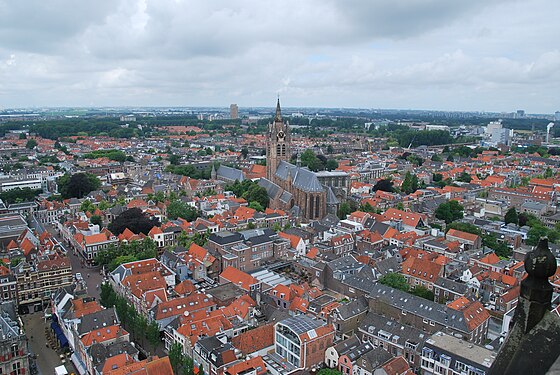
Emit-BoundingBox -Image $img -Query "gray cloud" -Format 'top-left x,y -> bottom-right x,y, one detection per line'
0,0 -> 558,112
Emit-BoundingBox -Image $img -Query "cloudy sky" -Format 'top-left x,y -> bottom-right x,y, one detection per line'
0,0 -> 559,112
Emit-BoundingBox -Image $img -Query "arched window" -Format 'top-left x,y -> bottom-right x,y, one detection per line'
276,144 -> 281,155
315,195 -> 320,218
281,144 -> 286,156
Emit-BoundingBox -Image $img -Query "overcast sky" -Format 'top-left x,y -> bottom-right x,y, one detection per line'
0,0 -> 559,112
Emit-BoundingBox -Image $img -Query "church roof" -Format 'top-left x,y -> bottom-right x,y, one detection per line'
258,178 -> 281,199
217,165 -> 245,182
326,187 -> 339,205
275,160 -> 325,193
280,190 -> 293,204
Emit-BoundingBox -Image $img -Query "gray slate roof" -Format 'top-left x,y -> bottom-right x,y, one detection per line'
344,276 -> 471,333
217,165 -> 245,182
275,160 -> 325,193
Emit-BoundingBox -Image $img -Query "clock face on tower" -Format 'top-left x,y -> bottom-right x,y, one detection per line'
277,131 -> 285,140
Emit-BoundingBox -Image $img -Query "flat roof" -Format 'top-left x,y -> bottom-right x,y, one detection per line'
426,332 -> 496,368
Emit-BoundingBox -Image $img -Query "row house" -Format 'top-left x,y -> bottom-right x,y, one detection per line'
193,335 -> 238,375
208,230 -> 278,272
34,199 -> 66,225
358,312 -> 427,371
149,292 -> 217,331
445,229 -> 482,250
401,257 -> 444,291
343,279 -> 490,344
14,256 -> 72,312
488,187 -> 554,208
50,290 -> 170,375
219,266 -> 261,293
0,269 -> 17,303
169,309 -> 235,358
328,233 -> 355,256
420,332 -> 495,375
433,277 -> 468,304
73,229 -> 118,265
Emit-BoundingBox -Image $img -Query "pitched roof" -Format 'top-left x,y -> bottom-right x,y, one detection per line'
220,266 -> 258,291
231,324 -> 274,356
447,229 -> 480,243
81,325 -> 128,347
401,257 -> 442,283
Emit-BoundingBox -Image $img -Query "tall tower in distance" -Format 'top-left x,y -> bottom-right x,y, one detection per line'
230,104 -> 238,119
266,99 -> 291,180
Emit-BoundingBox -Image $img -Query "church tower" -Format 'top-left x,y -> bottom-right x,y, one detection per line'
266,99 -> 291,180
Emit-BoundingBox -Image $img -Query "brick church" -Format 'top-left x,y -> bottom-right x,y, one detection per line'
259,100 -> 348,221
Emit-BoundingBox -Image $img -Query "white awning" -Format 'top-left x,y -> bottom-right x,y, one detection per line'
71,353 -> 87,375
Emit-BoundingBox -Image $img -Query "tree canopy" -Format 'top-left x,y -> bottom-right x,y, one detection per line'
373,179 -> 394,192
435,200 -> 464,224
504,207 -> 519,225
401,172 -> 419,194
378,273 -> 409,292
0,188 -> 42,204
57,173 -> 101,199
108,208 -> 160,236
226,180 -> 269,209
167,200 -> 200,221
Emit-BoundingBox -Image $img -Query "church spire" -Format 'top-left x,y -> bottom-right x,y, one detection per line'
274,97 -> 282,122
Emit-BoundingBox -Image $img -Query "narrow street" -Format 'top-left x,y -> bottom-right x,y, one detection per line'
45,224 -> 103,300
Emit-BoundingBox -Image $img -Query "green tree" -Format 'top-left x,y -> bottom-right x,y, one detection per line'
504,207 -> 519,225
378,273 -> 410,292
167,200 -> 200,221
0,188 -> 42,204
169,343 -> 185,374
58,173 -> 101,199
373,179 -> 394,192
241,146 -> 249,159
109,255 -> 138,271
326,145 -> 334,154
526,224 -> 551,246
435,200 -> 464,224
108,208 -> 159,235
90,215 -> 102,227
242,184 -> 269,209
431,154 -> 443,162
401,171 -> 419,194
410,286 -> 435,301
100,283 -> 116,308
146,320 -> 161,354
248,201 -> 264,212
80,199 -> 96,213
168,154 -> 180,165
325,159 -> 338,171
445,222 -> 481,235
318,370 -> 342,375
338,201 -> 358,219
18,133 -> 27,139
25,139 -> 37,149
359,202 -> 376,213
457,172 -> 472,183
545,167 -> 553,178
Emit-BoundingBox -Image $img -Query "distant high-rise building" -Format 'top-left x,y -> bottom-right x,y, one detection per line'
555,111 -> 560,121
230,104 -> 238,119
516,110 -> 525,118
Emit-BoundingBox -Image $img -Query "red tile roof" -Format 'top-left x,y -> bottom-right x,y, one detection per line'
231,324 -> 275,356
220,266 -> 258,291
401,257 -> 442,283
